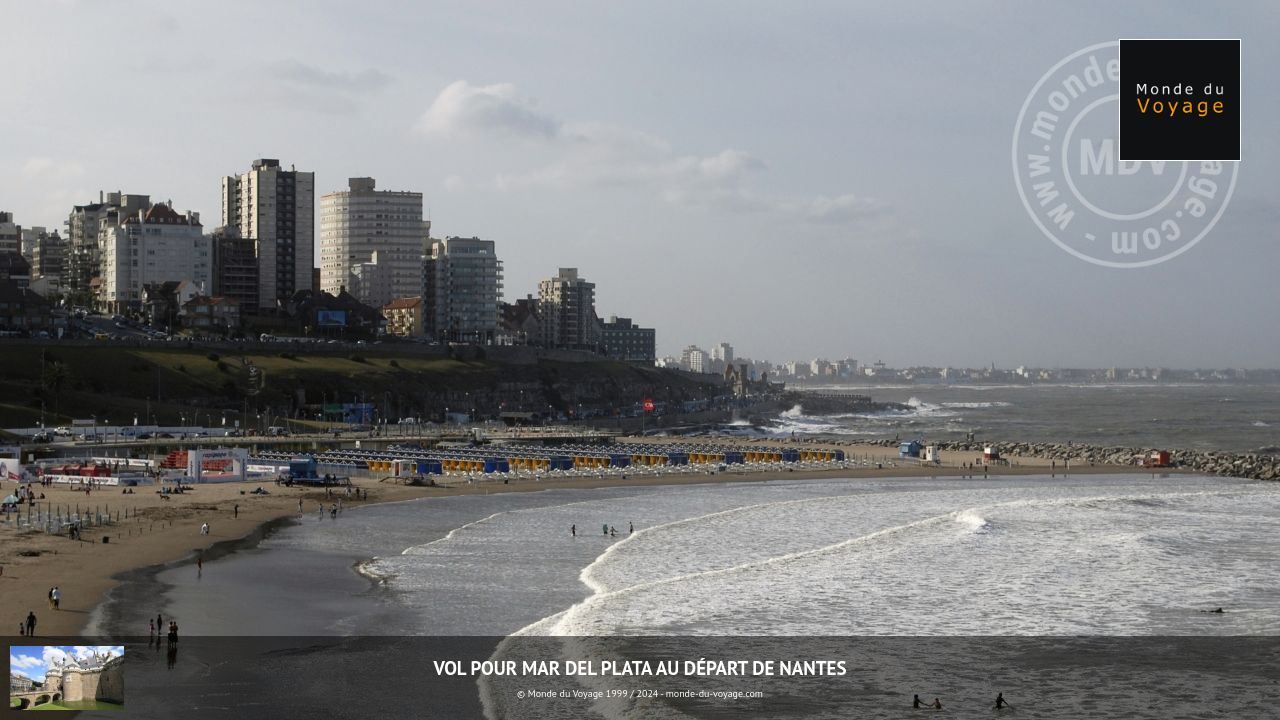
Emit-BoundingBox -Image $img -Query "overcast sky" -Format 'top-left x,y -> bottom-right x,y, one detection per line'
2,1 -> 1276,367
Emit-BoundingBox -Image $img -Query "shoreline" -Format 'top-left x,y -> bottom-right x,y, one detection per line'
1,438 -> 1194,638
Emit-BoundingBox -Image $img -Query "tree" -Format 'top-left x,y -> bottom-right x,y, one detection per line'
41,359 -> 71,421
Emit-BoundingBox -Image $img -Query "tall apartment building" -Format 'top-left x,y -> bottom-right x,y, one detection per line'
0,212 -> 19,254
423,236 -> 503,343
221,159 -> 314,312
537,267 -> 598,350
319,177 -> 426,309
210,226 -> 260,311
711,342 -> 734,364
25,227 -> 66,283
99,204 -> 211,313
66,192 -> 152,296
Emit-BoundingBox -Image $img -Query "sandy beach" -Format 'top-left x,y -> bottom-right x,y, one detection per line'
0,437 -> 1170,637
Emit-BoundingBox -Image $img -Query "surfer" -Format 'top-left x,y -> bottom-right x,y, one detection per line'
913,694 -> 924,708
995,692 -> 1011,709
929,698 -> 942,709
1200,607 -> 1224,613
571,524 -> 576,538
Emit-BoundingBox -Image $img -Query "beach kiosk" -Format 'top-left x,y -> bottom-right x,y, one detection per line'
983,446 -> 1000,463
899,440 -> 923,459
1147,450 -> 1171,468
922,445 -> 941,463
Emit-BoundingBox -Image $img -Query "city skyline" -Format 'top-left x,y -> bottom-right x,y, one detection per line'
3,1 -> 1278,366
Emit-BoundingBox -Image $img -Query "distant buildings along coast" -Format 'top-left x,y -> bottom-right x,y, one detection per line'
0,159 -> 655,360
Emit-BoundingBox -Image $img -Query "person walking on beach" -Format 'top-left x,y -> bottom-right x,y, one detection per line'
51,586 -> 60,610
47,587 -> 54,609
298,499 -> 303,514
200,522 -> 209,535
25,611 -> 36,637
234,504 -> 239,518
150,618 -> 155,637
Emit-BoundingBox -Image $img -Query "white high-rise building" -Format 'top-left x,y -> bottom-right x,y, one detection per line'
320,177 -> 427,309
711,342 -> 734,363
424,236 -> 503,343
221,159 -> 314,311
99,203 -> 211,312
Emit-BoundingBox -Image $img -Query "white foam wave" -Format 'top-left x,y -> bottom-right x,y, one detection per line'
954,508 -> 994,533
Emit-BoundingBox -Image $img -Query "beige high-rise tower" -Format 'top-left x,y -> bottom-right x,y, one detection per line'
319,177 -> 427,309
221,159 -> 315,312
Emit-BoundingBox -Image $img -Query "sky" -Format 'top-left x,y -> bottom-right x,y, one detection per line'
1,1 -> 1277,368
9,645 -> 124,684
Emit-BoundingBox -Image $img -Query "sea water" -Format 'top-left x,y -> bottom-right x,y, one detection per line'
361,473 -> 1280,637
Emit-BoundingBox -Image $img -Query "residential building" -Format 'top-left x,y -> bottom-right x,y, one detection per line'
0,211 -> 20,253
537,267 -> 598,350
221,159 -> 314,312
0,252 -> 32,289
319,177 -> 426,309
66,192 -> 152,296
423,236 -> 503,343
600,316 -> 656,362
182,296 -> 241,331
499,296 -> 542,345
680,344 -> 710,373
0,279 -> 51,330
711,342 -> 734,364
382,296 -> 425,337
24,227 -> 65,284
10,673 -> 34,693
141,280 -> 202,329
210,226 -> 260,312
286,288 -> 384,338
99,203 -> 211,313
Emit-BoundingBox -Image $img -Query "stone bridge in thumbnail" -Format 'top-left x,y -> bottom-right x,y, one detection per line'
10,689 -> 62,709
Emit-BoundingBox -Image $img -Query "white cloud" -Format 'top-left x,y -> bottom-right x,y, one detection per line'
416,80 -> 560,139
422,80 -> 887,227
10,653 -> 42,669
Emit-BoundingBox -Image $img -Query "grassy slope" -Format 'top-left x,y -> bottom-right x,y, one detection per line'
0,344 -> 704,427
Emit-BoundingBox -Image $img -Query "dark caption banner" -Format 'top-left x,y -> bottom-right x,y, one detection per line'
5,636 -> 1277,719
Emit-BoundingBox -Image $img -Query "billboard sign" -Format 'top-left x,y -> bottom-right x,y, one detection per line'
316,310 -> 347,328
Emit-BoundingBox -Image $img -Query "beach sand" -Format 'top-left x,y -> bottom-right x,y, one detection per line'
0,438 -> 1168,637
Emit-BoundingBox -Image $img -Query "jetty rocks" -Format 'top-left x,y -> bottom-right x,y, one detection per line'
866,439 -> 1280,482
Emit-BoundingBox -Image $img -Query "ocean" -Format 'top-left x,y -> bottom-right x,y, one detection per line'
102,472 -> 1280,638
755,383 -> 1280,452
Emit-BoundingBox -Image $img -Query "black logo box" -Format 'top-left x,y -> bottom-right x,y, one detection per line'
1119,38 -> 1241,161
